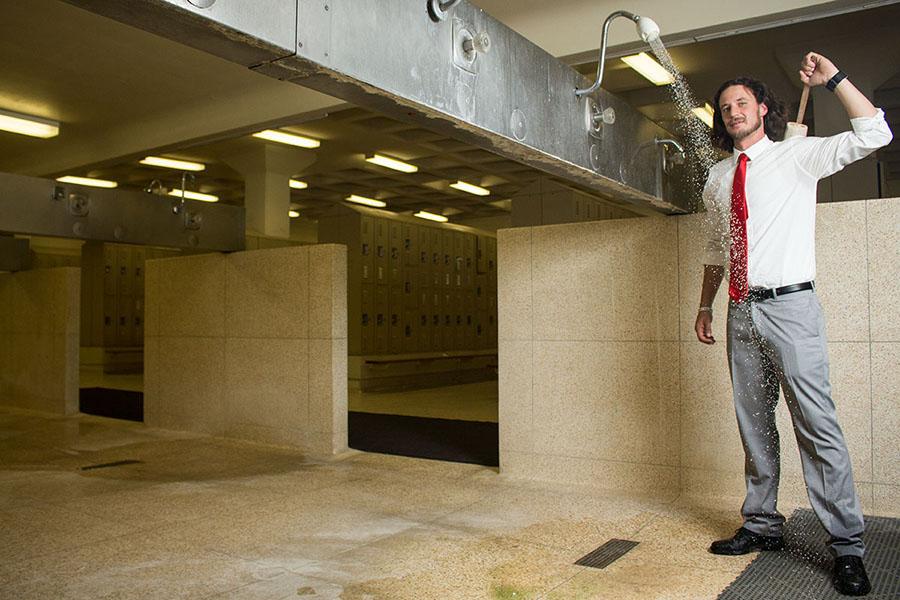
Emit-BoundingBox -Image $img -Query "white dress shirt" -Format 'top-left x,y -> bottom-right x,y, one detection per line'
702,109 -> 893,289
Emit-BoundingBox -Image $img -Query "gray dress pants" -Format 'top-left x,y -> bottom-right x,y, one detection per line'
726,288 -> 865,558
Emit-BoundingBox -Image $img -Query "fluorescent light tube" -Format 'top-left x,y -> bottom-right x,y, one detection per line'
289,179 -> 308,189
414,211 -> 448,223
692,103 -> 714,128
56,175 -> 117,189
450,180 -> 490,196
365,154 -> 418,173
140,156 -> 206,171
289,209 -> 301,218
252,129 -> 320,148
0,108 -> 59,138
168,189 -> 219,202
620,52 -> 675,86
345,194 -> 387,208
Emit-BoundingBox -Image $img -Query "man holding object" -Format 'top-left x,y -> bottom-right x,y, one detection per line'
696,52 -> 892,596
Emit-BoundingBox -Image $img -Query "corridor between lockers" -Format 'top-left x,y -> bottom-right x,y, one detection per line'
78,207 -> 501,466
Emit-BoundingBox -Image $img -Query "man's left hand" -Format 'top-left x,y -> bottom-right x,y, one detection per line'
800,52 -> 839,87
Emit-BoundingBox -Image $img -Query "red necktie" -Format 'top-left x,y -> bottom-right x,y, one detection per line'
729,153 -> 750,302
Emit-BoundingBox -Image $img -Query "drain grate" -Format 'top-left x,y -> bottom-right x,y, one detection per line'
575,538 -> 639,569
717,509 -> 900,599
80,459 -> 142,471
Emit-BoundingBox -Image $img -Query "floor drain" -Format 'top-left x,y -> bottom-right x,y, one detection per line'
575,539 -> 639,569
80,459 -> 142,471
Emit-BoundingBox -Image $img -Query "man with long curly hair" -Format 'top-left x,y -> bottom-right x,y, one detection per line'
694,52 -> 892,597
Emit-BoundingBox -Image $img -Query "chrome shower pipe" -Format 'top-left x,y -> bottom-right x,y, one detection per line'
575,10 -> 660,97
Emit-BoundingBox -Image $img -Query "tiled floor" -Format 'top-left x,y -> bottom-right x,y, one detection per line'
1,405 -> 782,599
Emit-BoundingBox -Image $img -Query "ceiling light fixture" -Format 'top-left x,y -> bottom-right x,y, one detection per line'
692,103 -> 714,128
620,52 -> 674,86
0,108 -> 59,138
450,180 -> 490,196
252,129 -> 320,148
345,194 -> 387,208
167,189 -> 219,202
365,153 -> 418,173
56,175 -> 117,188
289,209 -> 301,218
140,156 -> 206,171
289,179 -> 308,189
414,211 -> 448,223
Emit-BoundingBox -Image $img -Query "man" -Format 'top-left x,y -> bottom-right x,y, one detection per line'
695,52 -> 892,597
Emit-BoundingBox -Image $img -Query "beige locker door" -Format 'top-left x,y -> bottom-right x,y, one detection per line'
402,223 -> 418,267
402,310 -> 417,353
361,215 -> 375,283
361,283 -> 375,354
375,285 -> 389,354
133,296 -> 144,347
133,247 -> 146,294
476,235 -> 488,274
102,245 -> 117,296
417,224 -> 430,268
389,221 -> 402,284
117,247 -> 132,296
117,294 -> 133,346
464,234 -> 476,288
389,286 -> 403,353
374,218 -> 388,285
403,270 -> 417,309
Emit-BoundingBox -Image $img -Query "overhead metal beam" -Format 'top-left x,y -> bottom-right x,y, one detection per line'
65,0 -> 689,215
0,172 -> 245,251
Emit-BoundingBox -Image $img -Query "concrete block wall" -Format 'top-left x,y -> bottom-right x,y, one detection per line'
498,198 -> 900,516
0,268 -> 80,415
144,244 -> 348,458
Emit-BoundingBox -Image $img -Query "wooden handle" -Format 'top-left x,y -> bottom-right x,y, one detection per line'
797,84 -> 810,125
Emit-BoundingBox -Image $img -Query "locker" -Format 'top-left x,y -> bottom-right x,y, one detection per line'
463,235 -> 476,288
402,223 -> 418,267
417,312 -> 430,352
102,246 -> 117,295
389,287 -> 403,353
361,283 -> 375,354
403,270 -> 417,309
402,310 -> 417,353
418,224 -> 431,267
475,275 -> 487,309
375,285 -> 389,353
102,293 -> 117,346
389,221 -> 402,284
116,294 -> 133,346
486,237 -> 497,274
476,235 -> 487,274
374,218 -> 388,284
117,247 -> 132,296
133,247 -> 146,294
361,215 -> 375,282
133,296 -> 144,346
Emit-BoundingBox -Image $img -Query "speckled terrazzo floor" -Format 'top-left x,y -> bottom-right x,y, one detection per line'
1,406 -> 797,599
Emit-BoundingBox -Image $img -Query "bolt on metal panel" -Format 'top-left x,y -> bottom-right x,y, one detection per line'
65,0 -> 688,215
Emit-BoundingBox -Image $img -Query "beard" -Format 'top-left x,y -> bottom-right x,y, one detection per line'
729,112 -> 764,142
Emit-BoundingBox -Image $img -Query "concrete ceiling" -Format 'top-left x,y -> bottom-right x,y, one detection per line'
0,0 -> 897,228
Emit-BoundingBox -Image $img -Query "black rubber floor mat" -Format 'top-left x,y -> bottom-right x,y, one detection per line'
575,539 -> 639,569
717,509 -> 900,600
348,411 -> 498,466
79,387 -> 143,422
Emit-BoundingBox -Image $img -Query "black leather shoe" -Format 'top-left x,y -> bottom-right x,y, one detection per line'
832,556 -> 871,596
709,527 -> 785,555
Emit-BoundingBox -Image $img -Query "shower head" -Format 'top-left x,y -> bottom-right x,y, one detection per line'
635,16 -> 660,42
575,10 -> 664,97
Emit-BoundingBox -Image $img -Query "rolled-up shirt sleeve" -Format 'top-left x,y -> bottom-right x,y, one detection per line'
792,108 -> 893,179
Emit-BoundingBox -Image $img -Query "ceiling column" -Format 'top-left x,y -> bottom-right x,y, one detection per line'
223,145 -> 316,239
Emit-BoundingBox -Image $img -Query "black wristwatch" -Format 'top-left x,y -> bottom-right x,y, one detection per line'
826,70 -> 847,92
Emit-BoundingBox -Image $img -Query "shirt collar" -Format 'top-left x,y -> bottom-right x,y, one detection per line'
732,135 -> 773,164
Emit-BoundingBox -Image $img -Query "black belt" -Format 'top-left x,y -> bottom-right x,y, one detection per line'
746,281 -> 814,302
